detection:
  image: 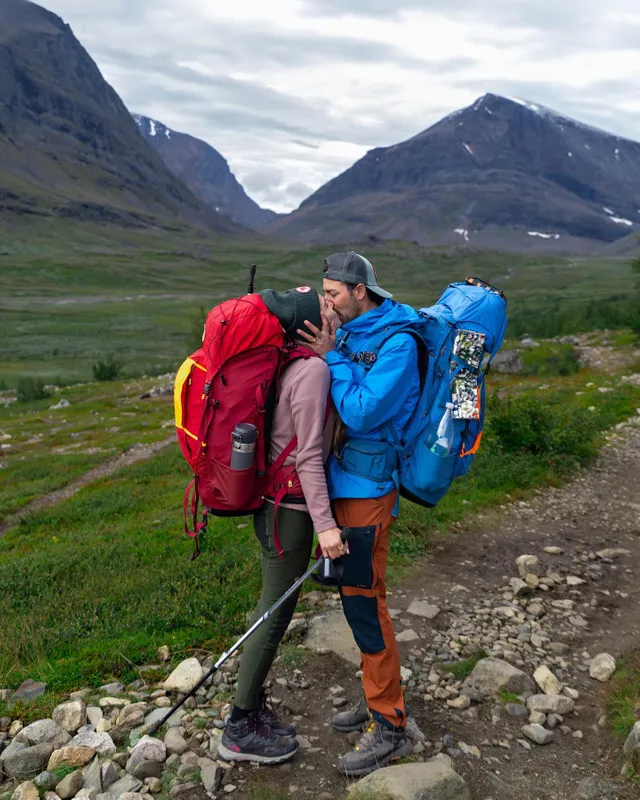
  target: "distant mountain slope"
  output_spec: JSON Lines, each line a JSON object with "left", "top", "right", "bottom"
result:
{"left": 0, "top": 0, "right": 237, "bottom": 233}
{"left": 264, "top": 94, "right": 640, "bottom": 251}
{"left": 133, "top": 114, "right": 277, "bottom": 230}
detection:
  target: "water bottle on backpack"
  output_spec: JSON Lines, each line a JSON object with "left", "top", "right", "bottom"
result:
{"left": 429, "top": 403, "right": 455, "bottom": 457}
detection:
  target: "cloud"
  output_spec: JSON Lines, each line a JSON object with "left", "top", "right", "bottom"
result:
{"left": 40, "top": 0, "right": 640, "bottom": 212}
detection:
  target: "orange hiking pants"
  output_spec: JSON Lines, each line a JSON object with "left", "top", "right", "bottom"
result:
{"left": 333, "top": 491, "right": 406, "bottom": 730}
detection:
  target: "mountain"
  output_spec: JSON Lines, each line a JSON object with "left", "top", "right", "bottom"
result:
{"left": 264, "top": 94, "right": 640, "bottom": 251}
{"left": 0, "top": 0, "right": 237, "bottom": 232}
{"left": 133, "top": 114, "right": 277, "bottom": 230}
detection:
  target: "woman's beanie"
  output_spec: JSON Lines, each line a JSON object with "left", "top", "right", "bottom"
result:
{"left": 260, "top": 286, "right": 322, "bottom": 338}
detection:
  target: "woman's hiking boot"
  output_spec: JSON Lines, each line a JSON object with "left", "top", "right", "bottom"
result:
{"left": 256, "top": 691, "right": 296, "bottom": 737}
{"left": 331, "top": 696, "right": 369, "bottom": 732}
{"left": 218, "top": 714, "right": 299, "bottom": 764}
{"left": 337, "top": 719, "right": 412, "bottom": 777}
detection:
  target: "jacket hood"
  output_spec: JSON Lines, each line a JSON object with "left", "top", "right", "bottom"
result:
{"left": 340, "top": 299, "right": 419, "bottom": 336}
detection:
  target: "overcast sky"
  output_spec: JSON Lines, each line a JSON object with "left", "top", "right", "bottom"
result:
{"left": 43, "top": 0, "right": 640, "bottom": 213}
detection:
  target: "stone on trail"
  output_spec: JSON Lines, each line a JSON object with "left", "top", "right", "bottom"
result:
{"left": 543, "top": 546, "right": 564, "bottom": 555}
{"left": 126, "top": 736, "right": 166, "bottom": 774}
{"left": 527, "top": 694, "right": 575, "bottom": 715}
{"left": 572, "top": 776, "right": 624, "bottom": 799}
{"left": 534, "top": 665, "right": 563, "bottom": 695}
{"left": 163, "top": 659, "right": 204, "bottom": 693}
{"left": 510, "top": 578, "right": 532, "bottom": 597}
{"left": 406, "top": 600, "right": 441, "bottom": 620}
{"left": 516, "top": 555, "right": 539, "bottom": 579}
{"left": 102, "top": 774, "right": 142, "bottom": 798}
{"left": 623, "top": 721, "right": 640, "bottom": 770}
{"left": 521, "top": 724, "right": 555, "bottom": 745}
{"left": 305, "top": 611, "right": 360, "bottom": 665}
{"left": 396, "top": 629, "right": 420, "bottom": 643}
{"left": 463, "top": 658, "right": 535, "bottom": 697}
{"left": 589, "top": 653, "right": 616, "bottom": 682}
{"left": 355, "top": 760, "right": 472, "bottom": 800}
{"left": 164, "top": 728, "right": 188, "bottom": 756}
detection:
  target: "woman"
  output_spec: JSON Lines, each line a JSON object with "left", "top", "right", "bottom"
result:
{"left": 218, "top": 286, "right": 342, "bottom": 764}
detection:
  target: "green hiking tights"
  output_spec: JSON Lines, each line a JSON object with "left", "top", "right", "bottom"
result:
{"left": 233, "top": 502, "right": 314, "bottom": 711}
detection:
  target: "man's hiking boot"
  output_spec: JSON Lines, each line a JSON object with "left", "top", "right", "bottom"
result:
{"left": 337, "top": 720, "right": 412, "bottom": 777}
{"left": 218, "top": 714, "right": 299, "bottom": 764}
{"left": 256, "top": 691, "right": 296, "bottom": 737}
{"left": 331, "top": 696, "right": 369, "bottom": 732}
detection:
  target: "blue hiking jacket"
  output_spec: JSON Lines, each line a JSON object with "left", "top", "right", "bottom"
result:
{"left": 325, "top": 299, "right": 421, "bottom": 505}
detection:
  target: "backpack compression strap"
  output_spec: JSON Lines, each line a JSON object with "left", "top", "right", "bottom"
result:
{"left": 183, "top": 479, "right": 208, "bottom": 561}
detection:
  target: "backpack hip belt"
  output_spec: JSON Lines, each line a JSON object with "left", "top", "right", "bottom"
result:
{"left": 335, "top": 438, "right": 399, "bottom": 484}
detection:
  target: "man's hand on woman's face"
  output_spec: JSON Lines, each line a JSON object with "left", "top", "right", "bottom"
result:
{"left": 297, "top": 312, "right": 336, "bottom": 356}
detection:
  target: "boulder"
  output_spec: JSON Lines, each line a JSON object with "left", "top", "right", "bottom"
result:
{"left": 104, "top": 774, "right": 142, "bottom": 798}
{"left": 9, "top": 682, "right": 46, "bottom": 705}
{"left": 589, "top": 654, "right": 616, "bottom": 683}
{"left": 21, "top": 721, "right": 71, "bottom": 749}
{"left": 82, "top": 757, "right": 102, "bottom": 793}
{"left": 48, "top": 746, "right": 96, "bottom": 771}
{"left": 533, "top": 666, "right": 563, "bottom": 695}
{"left": 55, "top": 770, "right": 83, "bottom": 800}
{"left": 100, "top": 761, "right": 118, "bottom": 791}
{"left": 355, "top": 760, "right": 471, "bottom": 800}
{"left": 163, "top": 659, "right": 204, "bottom": 694}
{"left": 52, "top": 701, "right": 87, "bottom": 734}
{"left": 86, "top": 708, "right": 103, "bottom": 729}
{"left": 10, "top": 783, "right": 40, "bottom": 800}
{"left": 527, "top": 694, "right": 575, "bottom": 716}
{"left": 34, "top": 771, "right": 58, "bottom": 793}
{"left": 70, "top": 732, "right": 115, "bottom": 758}
{"left": 491, "top": 350, "right": 524, "bottom": 374}
{"left": 463, "top": 658, "right": 535, "bottom": 697}
{"left": 4, "top": 743, "right": 54, "bottom": 780}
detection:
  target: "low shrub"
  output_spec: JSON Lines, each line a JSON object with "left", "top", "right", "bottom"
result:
{"left": 92, "top": 356, "right": 122, "bottom": 382}
{"left": 16, "top": 378, "right": 50, "bottom": 402}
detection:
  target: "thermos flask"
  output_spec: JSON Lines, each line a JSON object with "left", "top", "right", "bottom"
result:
{"left": 230, "top": 423, "right": 258, "bottom": 470}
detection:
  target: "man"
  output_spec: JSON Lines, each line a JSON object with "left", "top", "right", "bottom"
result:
{"left": 298, "top": 252, "right": 421, "bottom": 777}
{"left": 219, "top": 287, "right": 344, "bottom": 765}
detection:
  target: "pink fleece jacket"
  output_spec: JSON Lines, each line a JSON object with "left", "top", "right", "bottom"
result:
{"left": 267, "top": 353, "right": 336, "bottom": 533}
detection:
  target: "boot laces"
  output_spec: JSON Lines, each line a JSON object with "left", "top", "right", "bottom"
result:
{"left": 248, "top": 713, "right": 278, "bottom": 742}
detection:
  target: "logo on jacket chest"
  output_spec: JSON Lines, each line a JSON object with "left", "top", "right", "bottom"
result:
{"left": 355, "top": 351, "right": 377, "bottom": 366}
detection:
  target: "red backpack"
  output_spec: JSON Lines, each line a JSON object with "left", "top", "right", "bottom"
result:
{"left": 174, "top": 292, "right": 322, "bottom": 558}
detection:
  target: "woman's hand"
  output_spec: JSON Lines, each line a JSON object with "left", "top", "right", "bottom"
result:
{"left": 317, "top": 527, "right": 348, "bottom": 560}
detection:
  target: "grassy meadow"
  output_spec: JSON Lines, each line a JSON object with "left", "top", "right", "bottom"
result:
{"left": 0, "top": 218, "right": 637, "bottom": 386}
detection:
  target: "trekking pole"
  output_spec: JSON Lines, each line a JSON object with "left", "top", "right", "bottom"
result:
{"left": 147, "top": 532, "right": 348, "bottom": 736}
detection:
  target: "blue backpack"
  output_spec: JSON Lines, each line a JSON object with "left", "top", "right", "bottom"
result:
{"left": 392, "top": 277, "right": 507, "bottom": 507}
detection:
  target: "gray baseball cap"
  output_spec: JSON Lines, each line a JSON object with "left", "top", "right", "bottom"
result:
{"left": 322, "top": 252, "right": 393, "bottom": 300}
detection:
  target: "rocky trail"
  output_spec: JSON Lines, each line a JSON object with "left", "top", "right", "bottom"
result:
{"left": 1, "top": 419, "right": 640, "bottom": 800}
